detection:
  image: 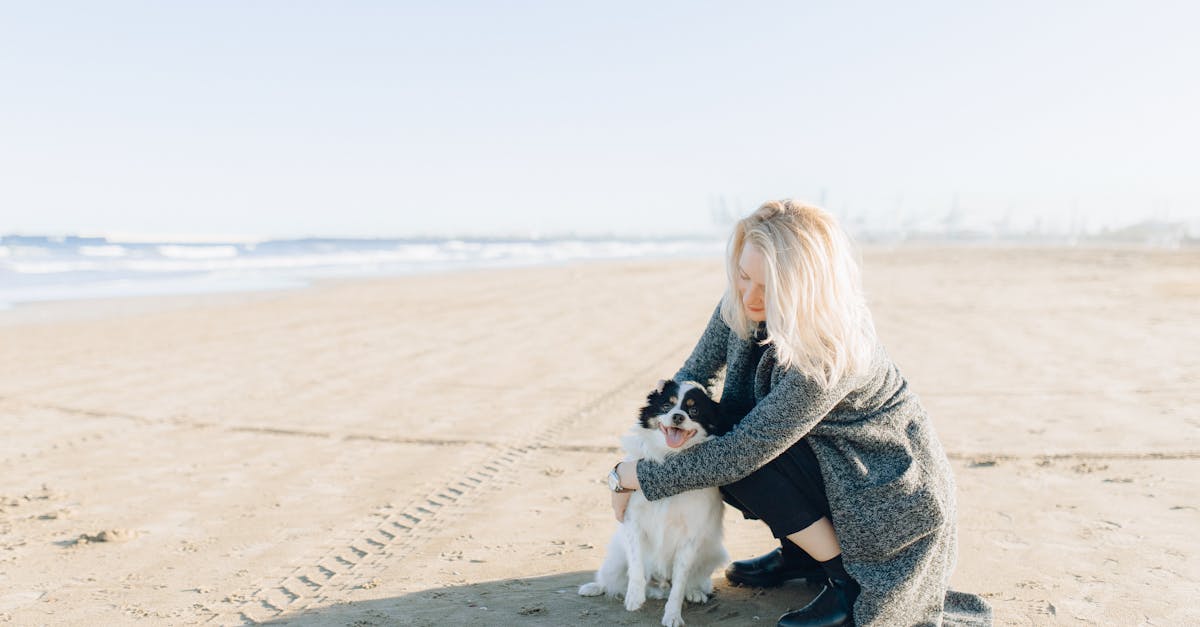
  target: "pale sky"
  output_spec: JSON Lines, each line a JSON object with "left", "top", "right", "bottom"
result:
{"left": 1, "top": 1, "right": 1197, "bottom": 239}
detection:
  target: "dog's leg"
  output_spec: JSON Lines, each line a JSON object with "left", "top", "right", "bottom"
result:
{"left": 579, "top": 533, "right": 627, "bottom": 598}
{"left": 684, "top": 574, "right": 713, "bottom": 604}
{"left": 620, "top": 523, "right": 647, "bottom": 611}
{"left": 662, "top": 541, "right": 699, "bottom": 627}
{"left": 686, "top": 543, "right": 727, "bottom": 602}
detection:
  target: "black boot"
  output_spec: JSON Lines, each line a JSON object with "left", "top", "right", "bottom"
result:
{"left": 725, "top": 540, "right": 825, "bottom": 588}
{"left": 777, "top": 555, "right": 860, "bottom": 627}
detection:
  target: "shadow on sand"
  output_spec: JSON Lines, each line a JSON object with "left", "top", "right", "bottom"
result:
{"left": 258, "top": 570, "right": 822, "bottom": 626}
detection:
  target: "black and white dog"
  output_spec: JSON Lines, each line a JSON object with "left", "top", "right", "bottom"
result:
{"left": 579, "top": 380, "right": 729, "bottom": 627}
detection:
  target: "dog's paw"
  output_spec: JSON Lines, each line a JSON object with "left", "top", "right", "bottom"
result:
{"left": 685, "top": 588, "right": 710, "bottom": 604}
{"left": 578, "top": 582, "right": 604, "bottom": 597}
{"left": 624, "top": 590, "right": 646, "bottom": 611}
{"left": 661, "top": 609, "right": 686, "bottom": 627}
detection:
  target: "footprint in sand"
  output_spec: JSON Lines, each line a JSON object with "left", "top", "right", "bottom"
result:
{"left": 71, "top": 529, "right": 140, "bottom": 545}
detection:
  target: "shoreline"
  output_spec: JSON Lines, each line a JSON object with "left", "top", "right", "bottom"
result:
{"left": 0, "top": 255, "right": 716, "bottom": 327}
{"left": 0, "top": 254, "right": 732, "bottom": 326}
{"left": 2, "top": 242, "right": 1196, "bottom": 326}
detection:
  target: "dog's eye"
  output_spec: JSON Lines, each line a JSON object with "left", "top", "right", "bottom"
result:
{"left": 688, "top": 408, "right": 697, "bottom": 416}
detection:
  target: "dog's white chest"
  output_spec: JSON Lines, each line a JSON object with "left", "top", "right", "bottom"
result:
{"left": 624, "top": 487, "right": 724, "bottom": 578}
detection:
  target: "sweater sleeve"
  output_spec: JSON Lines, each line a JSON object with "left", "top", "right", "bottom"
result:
{"left": 672, "top": 301, "right": 730, "bottom": 395}
{"left": 637, "top": 365, "right": 853, "bottom": 501}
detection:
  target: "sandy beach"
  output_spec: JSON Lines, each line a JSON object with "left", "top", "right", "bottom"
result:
{"left": 0, "top": 246, "right": 1196, "bottom": 626}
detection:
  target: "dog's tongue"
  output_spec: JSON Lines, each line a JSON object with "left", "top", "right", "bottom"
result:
{"left": 665, "top": 427, "right": 688, "bottom": 448}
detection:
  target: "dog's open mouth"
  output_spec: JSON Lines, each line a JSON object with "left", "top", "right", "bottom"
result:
{"left": 660, "top": 425, "right": 698, "bottom": 448}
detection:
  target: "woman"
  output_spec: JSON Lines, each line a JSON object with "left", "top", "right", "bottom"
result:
{"left": 606, "top": 200, "right": 991, "bottom": 626}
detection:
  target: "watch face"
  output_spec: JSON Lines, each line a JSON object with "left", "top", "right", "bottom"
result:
{"left": 607, "top": 471, "right": 621, "bottom": 491}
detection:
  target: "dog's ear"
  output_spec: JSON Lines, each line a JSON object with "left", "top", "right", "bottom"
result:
{"left": 695, "top": 391, "right": 718, "bottom": 415}
{"left": 637, "top": 395, "right": 661, "bottom": 428}
{"left": 647, "top": 380, "right": 678, "bottom": 403}
{"left": 639, "top": 387, "right": 665, "bottom": 412}
{"left": 637, "top": 381, "right": 676, "bottom": 427}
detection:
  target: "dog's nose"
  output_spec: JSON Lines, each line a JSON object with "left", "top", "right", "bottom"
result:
{"left": 671, "top": 412, "right": 686, "bottom": 426}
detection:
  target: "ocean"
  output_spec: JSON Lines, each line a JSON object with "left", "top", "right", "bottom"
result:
{"left": 0, "top": 234, "right": 725, "bottom": 309}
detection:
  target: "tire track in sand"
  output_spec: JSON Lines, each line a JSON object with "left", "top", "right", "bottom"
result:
{"left": 201, "top": 343, "right": 690, "bottom": 625}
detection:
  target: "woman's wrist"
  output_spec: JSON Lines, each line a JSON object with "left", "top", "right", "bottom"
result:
{"left": 617, "top": 460, "right": 641, "bottom": 491}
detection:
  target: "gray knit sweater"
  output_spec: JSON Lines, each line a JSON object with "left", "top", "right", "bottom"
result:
{"left": 636, "top": 302, "right": 992, "bottom": 627}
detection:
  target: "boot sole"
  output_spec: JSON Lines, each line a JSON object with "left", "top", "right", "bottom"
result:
{"left": 725, "top": 569, "right": 824, "bottom": 588}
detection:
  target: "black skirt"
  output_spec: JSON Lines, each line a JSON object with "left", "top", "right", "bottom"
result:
{"left": 718, "top": 437, "right": 832, "bottom": 538}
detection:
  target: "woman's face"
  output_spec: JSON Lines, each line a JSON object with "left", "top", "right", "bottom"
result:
{"left": 736, "top": 244, "right": 767, "bottom": 322}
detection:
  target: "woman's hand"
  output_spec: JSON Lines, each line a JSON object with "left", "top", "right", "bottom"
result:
{"left": 609, "top": 461, "right": 642, "bottom": 522}
{"left": 611, "top": 490, "right": 631, "bottom": 522}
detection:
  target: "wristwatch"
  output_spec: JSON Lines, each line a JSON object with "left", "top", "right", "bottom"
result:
{"left": 607, "top": 462, "right": 635, "bottom": 493}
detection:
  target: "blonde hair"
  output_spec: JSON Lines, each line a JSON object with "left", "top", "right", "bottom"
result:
{"left": 720, "top": 199, "right": 877, "bottom": 388}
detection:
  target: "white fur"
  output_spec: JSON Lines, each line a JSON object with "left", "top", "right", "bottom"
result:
{"left": 579, "top": 383, "right": 729, "bottom": 627}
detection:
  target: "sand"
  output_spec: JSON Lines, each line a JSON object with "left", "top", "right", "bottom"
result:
{"left": 0, "top": 247, "right": 1196, "bottom": 626}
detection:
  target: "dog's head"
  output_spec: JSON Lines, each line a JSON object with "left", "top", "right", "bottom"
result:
{"left": 635, "top": 380, "right": 721, "bottom": 455}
